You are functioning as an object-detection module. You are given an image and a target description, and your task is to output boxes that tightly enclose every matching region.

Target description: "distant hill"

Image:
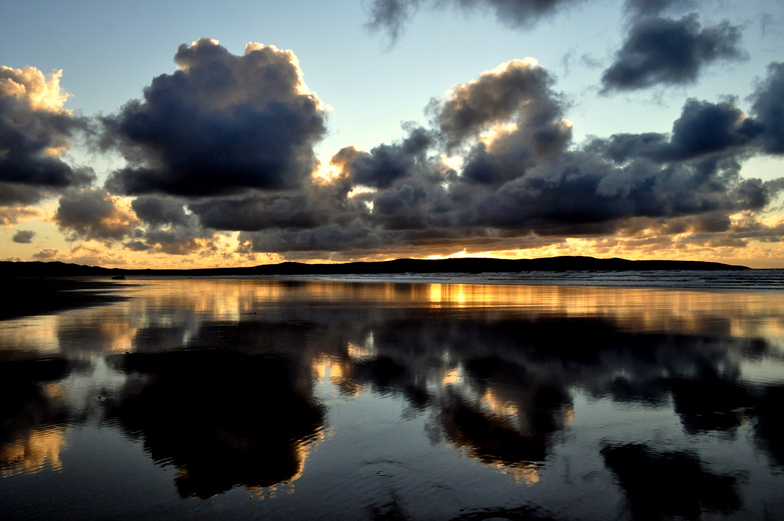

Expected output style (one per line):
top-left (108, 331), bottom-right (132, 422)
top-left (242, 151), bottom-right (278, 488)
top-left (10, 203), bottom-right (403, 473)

top-left (0, 256), bottom-right (750, 278)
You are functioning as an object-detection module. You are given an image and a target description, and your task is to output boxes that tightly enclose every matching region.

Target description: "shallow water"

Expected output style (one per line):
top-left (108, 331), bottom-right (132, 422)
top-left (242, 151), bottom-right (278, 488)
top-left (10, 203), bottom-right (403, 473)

top-left (1, 278), bottom-right (783, 520)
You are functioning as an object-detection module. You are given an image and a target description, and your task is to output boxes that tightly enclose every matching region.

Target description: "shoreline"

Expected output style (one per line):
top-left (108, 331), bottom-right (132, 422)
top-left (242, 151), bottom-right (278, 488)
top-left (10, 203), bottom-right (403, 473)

top-left (3, 266), bottom-right (782, 322)
top-left (0, 277), bottom-right (130, 321)
top-left (0, 256), bottom-right (753, 280)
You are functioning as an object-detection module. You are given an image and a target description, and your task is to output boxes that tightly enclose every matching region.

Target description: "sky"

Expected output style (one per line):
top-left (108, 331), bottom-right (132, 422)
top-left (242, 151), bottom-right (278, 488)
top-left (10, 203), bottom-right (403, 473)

top-left (1, 0), bottom-right (784, 269)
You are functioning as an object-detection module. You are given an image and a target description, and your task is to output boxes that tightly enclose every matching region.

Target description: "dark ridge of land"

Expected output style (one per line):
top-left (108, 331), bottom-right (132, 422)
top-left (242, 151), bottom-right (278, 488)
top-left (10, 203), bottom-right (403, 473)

top-left (1, 256), bottom-right (750, 280)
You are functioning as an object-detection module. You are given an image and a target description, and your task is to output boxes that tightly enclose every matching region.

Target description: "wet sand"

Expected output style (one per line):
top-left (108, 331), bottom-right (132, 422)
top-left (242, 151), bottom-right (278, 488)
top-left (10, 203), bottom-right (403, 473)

top-left (0, 278), bottom-right (129, 321)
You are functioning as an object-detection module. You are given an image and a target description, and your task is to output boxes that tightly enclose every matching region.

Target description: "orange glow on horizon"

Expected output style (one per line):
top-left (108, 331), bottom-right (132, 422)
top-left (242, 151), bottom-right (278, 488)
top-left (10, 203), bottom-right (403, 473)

top-left (8, 233), bottom-right (784, 268)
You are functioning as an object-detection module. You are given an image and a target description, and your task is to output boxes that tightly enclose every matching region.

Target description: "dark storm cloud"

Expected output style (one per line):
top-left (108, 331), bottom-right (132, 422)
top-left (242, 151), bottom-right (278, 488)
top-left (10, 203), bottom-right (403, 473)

top-left (239, 220), bottom-right (383, 254)
top-left (12, 229), bottom-right (35, 243)
top-left (470, 153), bottom-right (769, 232)
top-left (54, 188), bottom-right (139, 241)
top-left (141, 229), bottom-right (215, 255)
top-left (601, 15), bottom-right (746, 92)
top-left (124, 240), bottom-right (151, 252)
top-left (239, 152), bottom-right (774, 254)
top-left (460, 118), bottom-right (572, 185)
top-left (429, 59), bottom-right (572, 187)
top-left (50, 44), bottom-right (779, 260)
top-left (366, 0), bottom-right (587, 42)
top-left (588, 64), bottom-right (784, 163)
top-left (584, 132), bottom-right (668, 163)
top-left (192, 194), bottom-right (321, 231)
top-left (664, 99), bottom-right (761, 160)
top-left (588, 98), bottom-right (762, 163)
top-left (0, 183), bottom-right (52, 206)
top-left (131, 196), bottom-right (191, 227)
top-left (430, 59), bottom-right (568, 153)
top-left (126, 196), bottom-right (219, 255)
top-left (189, 167), bottom-right (361, 232)
top-left (228, 56), bottom-right (784, 258)
top-left (345, 127), bottom-right (434, 188)
top-left (750, 62), bottom-right (784, 154)
top-left (102, 39), bottom-right (326, 197)
top-left (461, 140), bottom-right (536, 185)
top-left (0, 66), bottom-right (93, 206)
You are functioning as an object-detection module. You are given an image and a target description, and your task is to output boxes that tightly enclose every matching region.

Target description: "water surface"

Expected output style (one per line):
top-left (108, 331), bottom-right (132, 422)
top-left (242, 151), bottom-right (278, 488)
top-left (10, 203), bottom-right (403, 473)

top-left (1, 278), bottom-right (783, 520)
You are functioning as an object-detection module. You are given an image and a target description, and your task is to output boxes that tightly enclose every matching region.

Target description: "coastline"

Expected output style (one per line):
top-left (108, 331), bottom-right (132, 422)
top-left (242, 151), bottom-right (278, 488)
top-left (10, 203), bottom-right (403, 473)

top-left (2, 256), bottom-right (780, 322)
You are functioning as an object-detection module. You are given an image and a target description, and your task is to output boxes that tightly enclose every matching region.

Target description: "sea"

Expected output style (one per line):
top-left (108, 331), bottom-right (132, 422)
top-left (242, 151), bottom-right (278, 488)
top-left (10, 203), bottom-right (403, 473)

top-left (1, 271), bottom-right (783, 520)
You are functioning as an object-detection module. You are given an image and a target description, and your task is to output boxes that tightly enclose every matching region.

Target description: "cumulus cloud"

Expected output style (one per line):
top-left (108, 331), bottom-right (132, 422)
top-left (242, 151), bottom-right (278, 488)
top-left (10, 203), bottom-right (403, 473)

top-left (430, 59), bottom-right (568, 152)
top-left (601, 15), bottom-right (746, 92)
top-left (128, 196), bottom-right (219, 255)
top-left (12, 229), bottom-right (36, 243)
top-left (366, 0), bottom-right (587, 42)
top-left (239, 220), bottom-right (382, 254)
top-left (30, 39), bottom-right (779, 263)
top-left (54, 188), bottom-right (139, 241)
top-left (750, 62), bottom-right (784, 154)
top-left (102, 38), bottom-right (327, 197)
top-left (590, 62), bottom-right (784, 162)
top-left (131, 196), bottom-right (192, 227)
top-left (140, 229), bottom-right (216, 256)
top-left (52, 188), bottom-right (220, 255)
top-left (664, 99), bottom-right (760, 159)
top-left (587, 98), bottom-right (762, 163)
top-left (476, 153), bottom-right (771, 233)
top-left (424, 59), bottom-right (573, 187)
top-left (32, 249), bottom-right (59, 260)
top-left (191, 194), bottom-right (320, 231)
top-left (0, 66), bottom-right (93, 206)
top-left (365, 0), bottom-right (749, 96)
top-left (233, 57), bottom-right (784, 258)
top-left (0, 205), bottom-right (41, 226)
top-left (364, 0), bottom-right (746, 97)
top-left (343, 127), bottom-right (434, 188)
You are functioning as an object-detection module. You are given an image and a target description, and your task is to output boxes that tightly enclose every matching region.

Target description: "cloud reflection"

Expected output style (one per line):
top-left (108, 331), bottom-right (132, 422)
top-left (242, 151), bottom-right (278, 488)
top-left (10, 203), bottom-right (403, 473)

top-left (0, 358), bottom-right (70, 476)
top-left (1, 279), bottom-right (783, 504)
top-left (105, 349), bottom-right (324, 499)
top-left (602, 443), bottom-right (742, 519)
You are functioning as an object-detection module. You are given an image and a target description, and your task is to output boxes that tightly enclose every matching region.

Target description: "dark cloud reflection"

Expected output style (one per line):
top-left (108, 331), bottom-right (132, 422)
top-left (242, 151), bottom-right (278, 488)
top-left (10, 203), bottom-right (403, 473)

top-left (602, 443), bottom-right (742, 520)
top-left (106, 349), bottom-right (324, 499)
top-left (90, 290), bottom-right (784, 486)
top-left (3, 280), bottom-right (783, 514)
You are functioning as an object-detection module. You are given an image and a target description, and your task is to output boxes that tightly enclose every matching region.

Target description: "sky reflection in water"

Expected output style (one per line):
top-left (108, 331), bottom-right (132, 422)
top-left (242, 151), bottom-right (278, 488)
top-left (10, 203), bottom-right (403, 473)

top-left (0, 279), bottom-right (783, 520)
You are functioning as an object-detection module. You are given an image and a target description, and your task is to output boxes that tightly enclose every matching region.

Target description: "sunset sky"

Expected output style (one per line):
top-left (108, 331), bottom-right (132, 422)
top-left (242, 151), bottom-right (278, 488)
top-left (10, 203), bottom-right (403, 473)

top-left (2, 0), bottom-right (784, 268)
